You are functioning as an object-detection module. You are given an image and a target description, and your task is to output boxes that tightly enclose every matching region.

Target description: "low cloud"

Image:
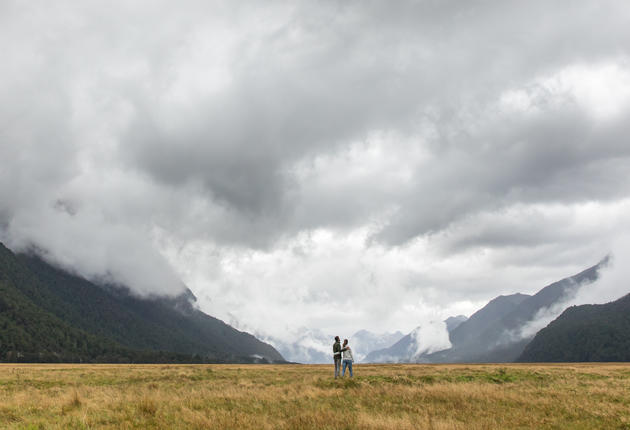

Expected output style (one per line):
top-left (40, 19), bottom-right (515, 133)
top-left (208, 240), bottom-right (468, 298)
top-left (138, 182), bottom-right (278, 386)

top-left (410, 321), bottom-right (452, 357)
top-left (3, 199), bottom-right (185, 297)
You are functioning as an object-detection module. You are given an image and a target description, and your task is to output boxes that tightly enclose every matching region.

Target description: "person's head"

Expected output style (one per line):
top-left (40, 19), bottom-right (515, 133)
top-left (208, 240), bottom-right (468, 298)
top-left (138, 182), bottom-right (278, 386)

top-left (334, 336), bottom-right (340, 342)
top-left (343, 339), bottom-right (348, 346)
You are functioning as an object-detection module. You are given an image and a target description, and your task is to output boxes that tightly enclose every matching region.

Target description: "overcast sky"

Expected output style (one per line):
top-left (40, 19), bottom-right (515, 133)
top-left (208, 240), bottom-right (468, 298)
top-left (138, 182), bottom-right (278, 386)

top-left (1, 0), bottom-right (630, 339)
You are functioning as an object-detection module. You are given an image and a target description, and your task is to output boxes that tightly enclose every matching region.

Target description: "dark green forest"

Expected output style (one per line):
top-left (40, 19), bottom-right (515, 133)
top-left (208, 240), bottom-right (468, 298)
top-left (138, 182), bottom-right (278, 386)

top-left (518, 293), bottom-right (630, 362)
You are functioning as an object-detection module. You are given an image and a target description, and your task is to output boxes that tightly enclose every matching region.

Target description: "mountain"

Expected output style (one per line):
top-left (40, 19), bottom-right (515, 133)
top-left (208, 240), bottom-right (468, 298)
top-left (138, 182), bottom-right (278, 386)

top-left (264, 328), bottom-right (331, 364)
top-left (425, 260), bottom-right (606, 363)
top-left (518, 293), bottom-right (630, 362)
top-left (351, 330), bottom-right (405, 362)
top-left (422, 293), bottom-right (531, 363)
top-left (264, 329), bottom-right (405, 363)
top-left (363, 330), bottom-right (418, 363)
top-left (364, 317), bottom-right (464, 363)
top-left (264, 329), bottom-right (405, 364)
top-left (448, 294), bottom-right (530, 347)
top-left (365, 293), bottom-right (531, 364)
top-left (364, 260), bottom-right (607, 364)
top-left (0, 242), bottom-right (284, 363)
top-left (444, 315), bottom-right (468, 332)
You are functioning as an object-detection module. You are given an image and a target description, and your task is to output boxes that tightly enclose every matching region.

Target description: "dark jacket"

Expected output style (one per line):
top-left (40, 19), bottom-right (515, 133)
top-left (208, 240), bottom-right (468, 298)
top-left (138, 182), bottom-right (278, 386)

top-left (333, 341), bottom-right (341, 358)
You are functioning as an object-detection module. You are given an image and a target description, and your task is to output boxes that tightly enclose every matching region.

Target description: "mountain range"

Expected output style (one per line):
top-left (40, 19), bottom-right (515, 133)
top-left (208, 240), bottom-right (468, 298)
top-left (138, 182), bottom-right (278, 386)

top-left (266, 328), bottom-right (405, 364)
top-left (2, 238), bottom-right (625, 364)
top-left (364, 316), bottom-right (467, 363)
top-left (351, 329), bottom-right (405, 362)
top-left (264, 328), bottom-right (331, 364)
top-left (0, 242), bottom-right (284, 363)
top-left (364, 259), bottom-right (611, 363)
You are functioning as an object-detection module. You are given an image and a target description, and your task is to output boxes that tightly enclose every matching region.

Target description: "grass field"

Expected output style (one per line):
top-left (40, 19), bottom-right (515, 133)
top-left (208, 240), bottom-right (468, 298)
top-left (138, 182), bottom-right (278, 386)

top-left (1, 363), bottom-right (629, 429)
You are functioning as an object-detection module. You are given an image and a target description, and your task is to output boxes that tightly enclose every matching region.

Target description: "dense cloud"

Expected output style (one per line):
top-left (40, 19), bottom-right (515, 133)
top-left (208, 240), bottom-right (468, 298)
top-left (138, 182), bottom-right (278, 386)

top-left (1, 1), bottom-right (630, 336)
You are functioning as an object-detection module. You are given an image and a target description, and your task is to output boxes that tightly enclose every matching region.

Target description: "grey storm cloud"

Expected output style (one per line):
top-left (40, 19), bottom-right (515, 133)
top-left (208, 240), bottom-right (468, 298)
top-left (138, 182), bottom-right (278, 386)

top-left (111, 0), bottom-right (630, 246)
top-left (1, 0), bottom-right (630, 336)
top-left (375, 101), bottom-right (630, 244)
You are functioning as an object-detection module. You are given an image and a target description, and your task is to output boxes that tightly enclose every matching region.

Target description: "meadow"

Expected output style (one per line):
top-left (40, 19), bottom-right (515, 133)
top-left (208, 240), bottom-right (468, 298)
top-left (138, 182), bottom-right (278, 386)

top-left (1, 363), bottom-right (629, 429)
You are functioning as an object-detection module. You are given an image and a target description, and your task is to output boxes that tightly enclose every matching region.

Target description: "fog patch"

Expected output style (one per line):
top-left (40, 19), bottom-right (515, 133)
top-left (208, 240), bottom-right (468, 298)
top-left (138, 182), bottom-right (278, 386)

top-left (410, 320), bottom-right (452, 357)
top-left (516, 285), bottom-right (579, 340)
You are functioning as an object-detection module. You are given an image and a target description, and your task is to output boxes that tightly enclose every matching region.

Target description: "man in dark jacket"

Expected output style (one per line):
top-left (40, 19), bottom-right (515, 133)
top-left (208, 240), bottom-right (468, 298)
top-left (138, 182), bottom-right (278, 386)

top-left (333, 336), bottom-right (342, 378)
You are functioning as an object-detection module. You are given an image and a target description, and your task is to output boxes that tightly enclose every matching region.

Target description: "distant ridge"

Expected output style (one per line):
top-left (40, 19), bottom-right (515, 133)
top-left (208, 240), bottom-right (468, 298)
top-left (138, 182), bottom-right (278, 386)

top-left (0, 242), bottom-right (284, 363)
top-left (447, 294), bottom-right (530, 348)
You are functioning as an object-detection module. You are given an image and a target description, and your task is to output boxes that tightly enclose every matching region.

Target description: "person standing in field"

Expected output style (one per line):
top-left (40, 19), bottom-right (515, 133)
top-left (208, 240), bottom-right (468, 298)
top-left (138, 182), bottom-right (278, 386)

top-left (341, 339), bottom-right (354, 378)
top-left (333, 336), bottom-right (342, 379)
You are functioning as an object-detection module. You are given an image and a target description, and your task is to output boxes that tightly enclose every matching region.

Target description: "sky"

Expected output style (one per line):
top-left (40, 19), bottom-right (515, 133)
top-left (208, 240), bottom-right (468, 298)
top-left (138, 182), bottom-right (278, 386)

top-left (1, 0), bottom-right (630, 341)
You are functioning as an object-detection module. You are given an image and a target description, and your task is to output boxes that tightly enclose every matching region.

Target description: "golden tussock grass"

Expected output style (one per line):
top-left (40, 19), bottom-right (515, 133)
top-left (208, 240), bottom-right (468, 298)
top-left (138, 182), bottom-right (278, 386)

top-left (0, 363), bottom-right (629, 429)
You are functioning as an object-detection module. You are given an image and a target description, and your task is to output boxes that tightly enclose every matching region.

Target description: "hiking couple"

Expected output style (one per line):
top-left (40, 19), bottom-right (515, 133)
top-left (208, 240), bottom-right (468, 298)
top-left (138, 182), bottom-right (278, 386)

top-left (332, 336), bottom-right (354, 378)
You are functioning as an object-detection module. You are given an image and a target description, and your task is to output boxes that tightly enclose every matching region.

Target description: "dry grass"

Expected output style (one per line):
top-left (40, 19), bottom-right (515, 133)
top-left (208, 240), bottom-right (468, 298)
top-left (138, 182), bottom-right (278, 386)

top-left (1, 363), bottom-right (629, 429)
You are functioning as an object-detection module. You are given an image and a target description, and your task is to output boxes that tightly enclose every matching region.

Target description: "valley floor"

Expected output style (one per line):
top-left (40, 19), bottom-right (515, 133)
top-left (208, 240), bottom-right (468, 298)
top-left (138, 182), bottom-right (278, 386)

top-left (0, 363), bottom-right (629, 429)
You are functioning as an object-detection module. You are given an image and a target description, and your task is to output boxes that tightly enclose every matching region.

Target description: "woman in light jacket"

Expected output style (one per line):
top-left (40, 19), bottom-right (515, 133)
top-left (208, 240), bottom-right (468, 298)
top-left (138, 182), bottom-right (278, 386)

top-left (341, 339), bottom-right (354, 378)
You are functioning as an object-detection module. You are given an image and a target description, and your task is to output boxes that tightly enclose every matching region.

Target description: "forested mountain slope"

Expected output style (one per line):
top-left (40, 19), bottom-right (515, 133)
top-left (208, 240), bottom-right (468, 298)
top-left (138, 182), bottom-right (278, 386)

top-left (0, 242), bottom-right (283, 363)
top-left (518, 293), bottom-right (630, 362)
